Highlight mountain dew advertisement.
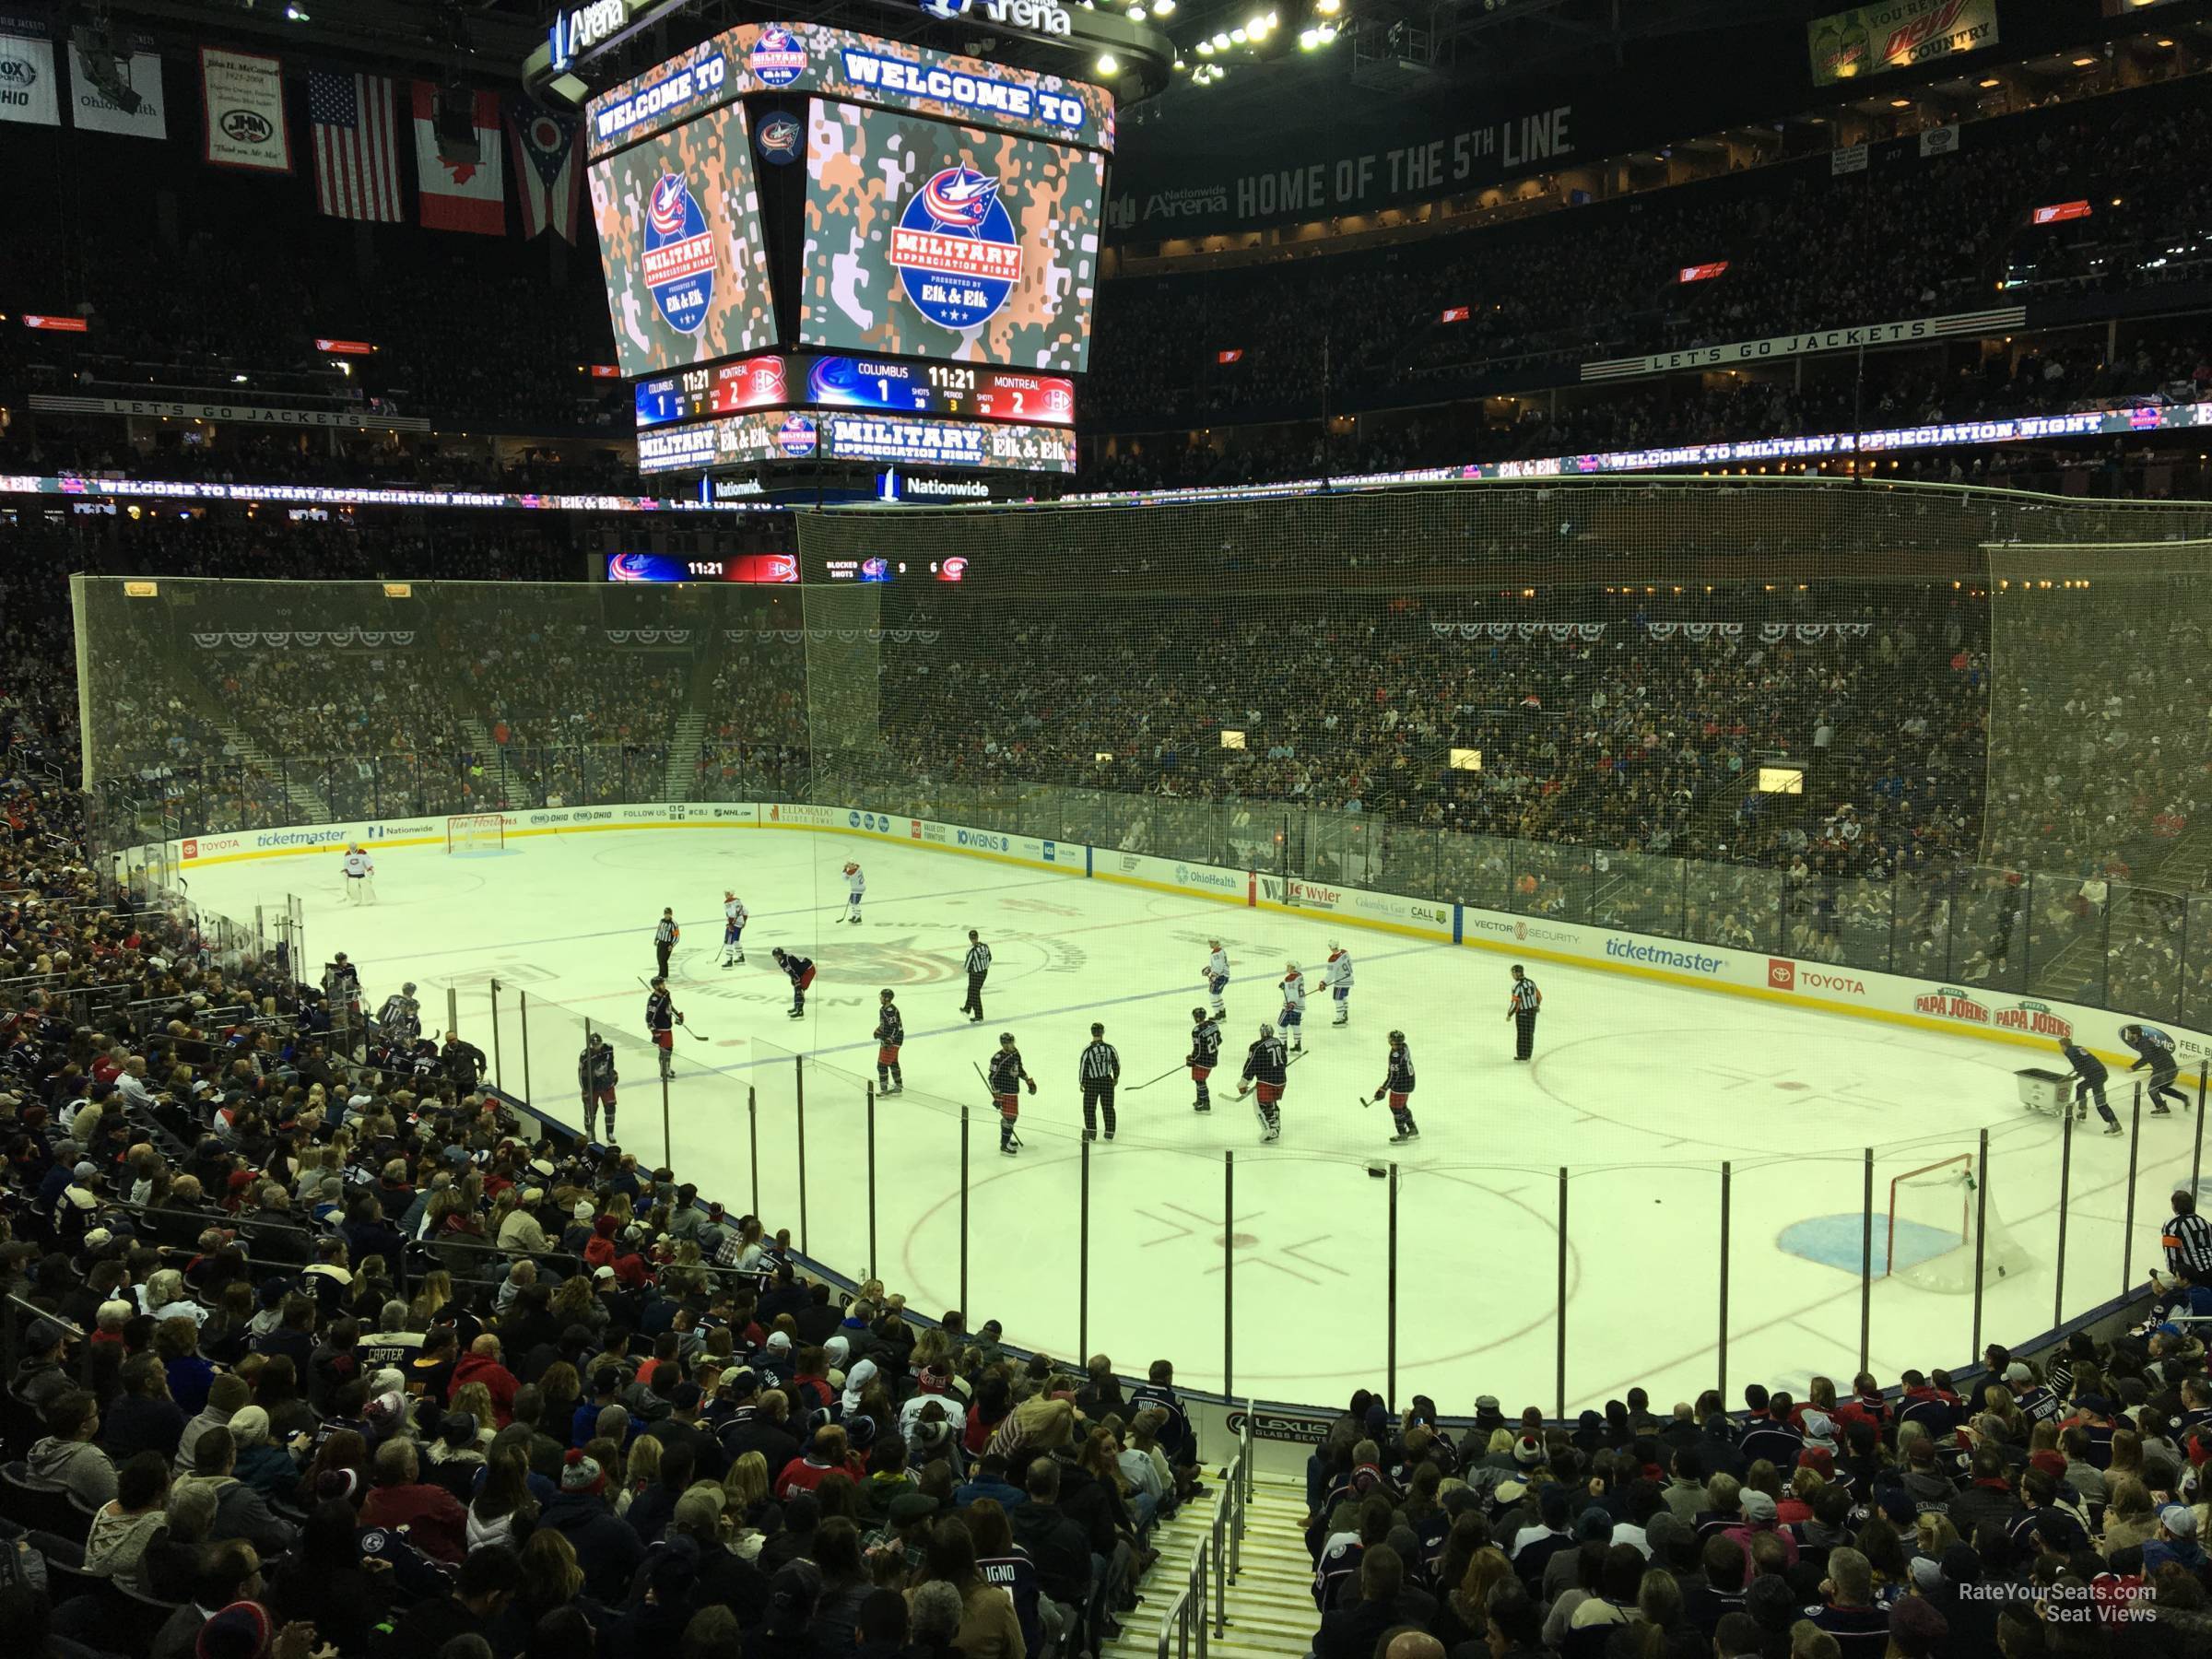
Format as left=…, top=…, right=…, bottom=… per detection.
left=1807, top=0, right=1996, bottom=87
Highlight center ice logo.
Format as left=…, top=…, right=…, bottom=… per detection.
left=889, top=164, right=1021, bottom=333
left=641, top=173, right=716, bottom=335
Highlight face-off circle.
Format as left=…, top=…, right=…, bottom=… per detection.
left=888, top=164, right=1022, bottom=333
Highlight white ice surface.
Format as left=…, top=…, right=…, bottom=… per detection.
left=184, top=829, right=2193, bottom=1413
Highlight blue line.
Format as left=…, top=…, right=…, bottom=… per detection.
left=378, top=872, right=1077, bottom=964
left=679, top=935, right=1461, bottom=1081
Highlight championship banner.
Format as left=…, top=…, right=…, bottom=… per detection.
left=70, top=38, right=166, bottom=137
left=1581, top=305, right=2027, bottom=382
left=1808, top=0, right=1997, bottom=88
left=0, top=18, right=60, bottom=127
left=201, top=47, right=288, bottom=171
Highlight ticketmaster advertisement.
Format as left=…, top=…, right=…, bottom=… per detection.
left=799, top=100, right=1103, bottom=373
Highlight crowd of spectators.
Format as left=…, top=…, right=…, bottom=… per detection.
left=16, top=636, right=2212, bottom=1657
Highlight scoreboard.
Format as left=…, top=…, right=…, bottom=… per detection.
left=585, top=20, right=1109, bottom=482
left=635, top=352, right=1076, bottom=428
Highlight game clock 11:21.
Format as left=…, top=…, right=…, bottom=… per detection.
left=635, top=351, right=1076, bottom=429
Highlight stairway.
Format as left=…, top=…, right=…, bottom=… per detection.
left=1107, top=1470, right=1320, bottom=1659
left=213, top=723, right=332, bottom=823
left=662, top=711, right=708, bottom=803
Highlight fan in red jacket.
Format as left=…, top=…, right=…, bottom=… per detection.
left=774, top=1423, right=866, bottom=1501
left=448, top=1334, right=519, bottom=1427
left=358, top=1436, right=469, bottom=1564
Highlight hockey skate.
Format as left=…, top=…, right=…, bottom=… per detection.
left=1390, top=1127, right=1420, bottom=1144
left=1259, top=1123, right=1280, bottom=1144
left=2104, top=1123, right=2123, bottom=1135
left=883, top=1082, right=903, bottom=1096
left=1193, top=1101, right=1211, bottom=1113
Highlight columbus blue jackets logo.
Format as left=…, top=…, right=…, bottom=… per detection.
left=747, top=27, right=807, bottom=87
left=917, top=0, right=973, bottom=19
left=756, top=112, right=802, bottom=166
left=641, top=173, right=715, bottom=335
left=888, top=164, right=1023, bottom=334
left=776, top=414, right=818, bottom=457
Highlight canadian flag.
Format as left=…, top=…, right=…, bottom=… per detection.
left=412, top=84, right=505, bottom=235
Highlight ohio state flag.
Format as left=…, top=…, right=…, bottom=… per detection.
left=507, top=100, right=580, bottom=241
left=412, top=83, right=504, bottom=235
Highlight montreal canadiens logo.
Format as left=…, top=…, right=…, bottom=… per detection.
left=730, top=357, right=786, bottom=408
left=756, top=112, right=802, bottom=165
left=777, top=414, right=818, bottom=456
left=889, top=164, right=1022, bottom=333
left=748, top=27, right=807, bottom=87
left=641, top=173, right=716, bottom=335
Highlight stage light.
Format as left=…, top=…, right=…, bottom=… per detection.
left=1230, top=26, right=1247, bottom=42
left=1096, top=51, right=1119, bottom=70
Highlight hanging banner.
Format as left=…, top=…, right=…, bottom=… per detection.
left=70, top=40, right=166, bottom=137
left=201, top=46, right=289, bottom=171
left=1808, top=0, right=1999, bottom=88
left=0, top=17, right=60, bottom=126
left=1581, top=305, right=2027, bottom=382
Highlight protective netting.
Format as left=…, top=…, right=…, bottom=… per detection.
left=70, top=477, right=2212, bottom=1026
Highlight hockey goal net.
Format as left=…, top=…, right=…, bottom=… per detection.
left=446, top=814, right=506, bottom=855
left=1887, top=1153, right=2033, bottom=1293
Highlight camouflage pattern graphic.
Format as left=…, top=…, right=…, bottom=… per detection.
left=589, top=103, right=779, bottom=381
left=799, top=101, right=1103, bottom=374
left=587, top=21, right=1114, bottom=161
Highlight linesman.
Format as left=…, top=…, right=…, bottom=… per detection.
left=1079, top=1022, right=1121, bottom=1142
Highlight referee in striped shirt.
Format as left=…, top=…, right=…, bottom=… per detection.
left=1507, top=964, right=1541, bottom=1061
left=653, top=908, right=680, bottom=978
left=961, top=930, right=992, bottom=1024
left=2163, top=1191, right=2212, bottom=1278
left=1080, top=1022, right=1120, bottom=1142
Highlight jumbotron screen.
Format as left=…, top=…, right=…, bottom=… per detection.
left=588, top=103, right=779, bottom=379
left=799, top=100, right=1104, bottom=374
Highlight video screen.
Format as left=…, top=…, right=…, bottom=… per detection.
left=636, top=410, right=819, bottom=475
left=589, top=103, right=779, bottom=380
left=816, top=411, right=1077, bottom=473
left=799, top=100, right=1104, bottom=373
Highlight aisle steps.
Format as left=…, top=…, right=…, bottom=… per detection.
left=1105, top=1470, right=1318, bottom=1659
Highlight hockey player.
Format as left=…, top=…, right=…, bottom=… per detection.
left=1322, top=942, right=1354, bottom=1027
left=771, top=947, right=816, bottom=1019
left=1203, top=941, right=1230, bottom=1020
left=2059, top=1036, right=2121, bottom=1135
left=645, top=978, right=684, bottom=1081
left=1238, top=1023, right=1288, bottom=1143
left=1079, top=1022, right=1121, bottom=1143
left=875, top=990, right=905, bottom=1096
left=376, top=982, right=422, bottom=1047
left=1373, top=1030, right=1420, bottom=1145
left=340, top=844, right=375, bottom=904
left=2121, top=1023, right=2189, bottom=1116
left=1277, top=963, right=1307, bottom=1053
left=1188, top=1007, right=1222, bottom=1114
left=842, top=862, right=865, bottom=924
left=721, top=893, right=748, bottom=967
left=988, top=1032, right=1036, bottom=1156
left=579, top=1032, right=618, bottom=1142
left=653, top=908, right=681, bottom=978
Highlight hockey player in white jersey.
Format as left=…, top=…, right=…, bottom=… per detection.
left=842, top=862, right=865, bottom=924
left=1203, top=941, right=1230, bottom=1019
left=1321, top=942, right=1353, bottom=1026
left=1277, top=962, right=1307, bottom=1053
left=341, top=844, right=376, bottom=904
left=721, top=892, right=748, bottom=967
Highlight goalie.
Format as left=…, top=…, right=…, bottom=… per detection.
left=340, top=843, right=376, bottom=904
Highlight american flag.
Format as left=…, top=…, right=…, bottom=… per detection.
left=310, top=71, right=402, bottom=222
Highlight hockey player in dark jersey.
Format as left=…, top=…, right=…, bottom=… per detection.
left=987, top=1033, right=1036, bottom=1156
left=1373, top=1030, right=1420, bottom=1145
left=1188, top=1007, right=1222, bottom=1114
left=771, top=947, right=816, bottom=1019
left=875, top=990, right=905, bottom=1096
left=2121, top=1023, right=2188, bottom=1116
left=645, top=978, right=683, bottom=1082
left=1237, top=1023, right=1288, bottom=1144
left=2060, top=1036, right=2121, bottom=1135
left=579, top=1033, right=618, bottom=1141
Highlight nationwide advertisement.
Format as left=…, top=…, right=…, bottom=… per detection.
left=585, top=21, right=1113, bottom=160
left=588, top=102, right=778, bottom=379
left=799, top=100, right=1104, bottom=374
left=1807, top=0, right=1998, bottom=88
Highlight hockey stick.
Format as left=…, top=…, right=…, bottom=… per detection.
left=633, top=974, right=708, bottom=1041
left=971, top=1062, right=1025, bottom=1148
left=1357, top=1092, right=1376, bottom=1111
left=1129, top=1063, right=1188, bottom=1092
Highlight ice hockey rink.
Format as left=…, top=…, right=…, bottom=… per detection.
left=182, top=827, right=2200, bottom=1415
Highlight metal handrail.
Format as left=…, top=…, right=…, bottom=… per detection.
left=1155, top=1535, right=1210, bottom=1659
